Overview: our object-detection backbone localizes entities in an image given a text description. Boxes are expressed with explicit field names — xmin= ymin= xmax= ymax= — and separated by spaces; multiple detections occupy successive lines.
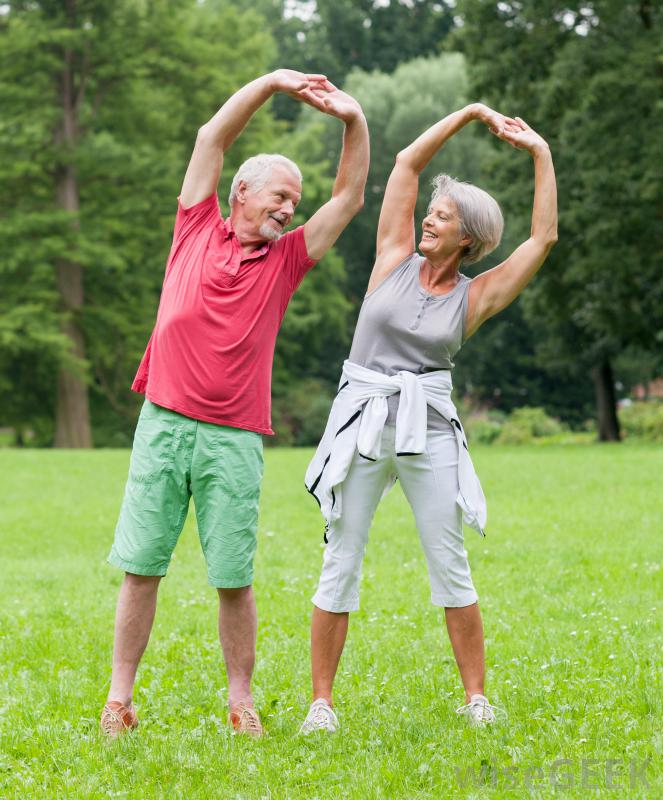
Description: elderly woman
xmin=301 ymin=103 xmax=557 ymax=732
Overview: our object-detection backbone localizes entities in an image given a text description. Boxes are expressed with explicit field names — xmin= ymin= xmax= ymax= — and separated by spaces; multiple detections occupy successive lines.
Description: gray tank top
xmin=348 ymin=253 xmax=470 ymax=431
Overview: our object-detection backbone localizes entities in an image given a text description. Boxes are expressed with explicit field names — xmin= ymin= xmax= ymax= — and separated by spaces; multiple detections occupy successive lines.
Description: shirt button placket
xmin=410 ymin=297 xmax=427 ymax=331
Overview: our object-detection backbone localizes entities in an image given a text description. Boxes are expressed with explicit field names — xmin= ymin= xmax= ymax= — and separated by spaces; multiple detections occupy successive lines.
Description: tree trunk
xmin=639 ymin=2 xmax=653 ymax=30
xmin=592 ymin=359 xmax=621 ymax=442
xmin=53 ymin=29 xmax=92 ymax=448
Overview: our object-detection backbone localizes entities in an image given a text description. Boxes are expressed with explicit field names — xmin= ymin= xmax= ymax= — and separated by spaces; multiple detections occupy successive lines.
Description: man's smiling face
xmin=238 ymin=165 xmax=302 ymax=243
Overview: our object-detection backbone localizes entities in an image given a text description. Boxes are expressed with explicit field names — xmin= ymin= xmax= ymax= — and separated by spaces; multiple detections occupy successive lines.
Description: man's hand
xmin=302 ymin=81 xmax=368 ymax=260
xmin=269 ymin=72 xmax=364 ymax=123
xmin=269 ymin=69 xmax=329 ymax=113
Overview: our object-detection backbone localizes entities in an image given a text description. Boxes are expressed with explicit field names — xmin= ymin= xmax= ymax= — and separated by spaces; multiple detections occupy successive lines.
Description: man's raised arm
xmin=303 ymin=84 xmax=370 ymax=261
xmin=180 ymin=70 xmax=328 ymax=209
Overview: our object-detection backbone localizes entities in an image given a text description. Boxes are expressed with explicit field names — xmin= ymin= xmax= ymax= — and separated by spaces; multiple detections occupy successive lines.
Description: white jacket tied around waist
xmin=305 ymin=360 xmax=487 ymax=540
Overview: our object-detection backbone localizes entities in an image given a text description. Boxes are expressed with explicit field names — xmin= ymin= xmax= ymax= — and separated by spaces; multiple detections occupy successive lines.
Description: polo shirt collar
xmin=223 ymin=217 xmax=271 ymax=261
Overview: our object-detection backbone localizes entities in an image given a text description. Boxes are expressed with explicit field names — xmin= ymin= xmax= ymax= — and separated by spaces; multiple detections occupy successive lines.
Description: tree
xmin=456 ymin=0 xmax=663 ymax=439
xmin=0 ymin=0 xmax=276 ymax=446
xmin=237 ymin=0 xmax=456 ymax=120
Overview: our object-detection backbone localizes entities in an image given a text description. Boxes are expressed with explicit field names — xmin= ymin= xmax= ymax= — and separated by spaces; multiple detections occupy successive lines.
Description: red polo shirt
xmin=132 ymin=193 xmax=316 ymax=434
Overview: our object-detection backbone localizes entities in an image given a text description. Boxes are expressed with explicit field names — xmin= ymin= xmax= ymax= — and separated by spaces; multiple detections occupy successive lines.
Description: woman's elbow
xmin=395 ymin=150 xmax=415 ymax=168
xmin=196 ymin=123 xmax=211 ymax=143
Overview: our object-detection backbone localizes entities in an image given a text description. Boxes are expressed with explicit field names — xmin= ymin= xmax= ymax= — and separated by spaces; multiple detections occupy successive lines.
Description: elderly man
xmin=100 ymin=69 xmax=369 ymax=737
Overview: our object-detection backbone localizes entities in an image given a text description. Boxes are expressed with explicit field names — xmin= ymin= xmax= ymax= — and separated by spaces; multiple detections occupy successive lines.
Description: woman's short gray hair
xmin=228 ymin=154 xmax=302 ymax=207
xmin=430 ymin=174 xmax=504 ymax=265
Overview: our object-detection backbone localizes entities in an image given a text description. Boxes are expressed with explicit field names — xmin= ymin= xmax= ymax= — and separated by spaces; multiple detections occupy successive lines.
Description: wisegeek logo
xmin=454 ymin=758 xmax=652 ymax=791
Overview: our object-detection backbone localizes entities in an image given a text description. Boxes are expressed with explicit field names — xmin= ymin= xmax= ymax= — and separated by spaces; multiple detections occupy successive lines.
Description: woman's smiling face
xmin=419 ymin=195 xmax=471 ymax=260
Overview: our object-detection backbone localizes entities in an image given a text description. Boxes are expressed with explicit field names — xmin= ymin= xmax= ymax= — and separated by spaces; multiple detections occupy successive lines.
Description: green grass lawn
xmin=1 ymin=445 xmax=661 ymax=798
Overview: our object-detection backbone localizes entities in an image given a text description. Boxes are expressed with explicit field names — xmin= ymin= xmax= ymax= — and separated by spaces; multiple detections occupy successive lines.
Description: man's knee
xmin=123 ymin=572 xmax=162 ymax=591
xmin=217 ymin=585 xmax=253 ymax=601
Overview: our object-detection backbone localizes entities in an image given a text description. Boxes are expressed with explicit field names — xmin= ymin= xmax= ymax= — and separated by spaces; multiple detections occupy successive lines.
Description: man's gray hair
xmin=430 ymin=174 xmax=504 ymax=265
xmin=228 ymin=154 xmax=302 ymax=207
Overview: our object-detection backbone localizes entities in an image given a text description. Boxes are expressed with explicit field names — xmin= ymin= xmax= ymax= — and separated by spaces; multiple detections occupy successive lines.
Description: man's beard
xmin=259 ymin=220 xmax=284 ymax=241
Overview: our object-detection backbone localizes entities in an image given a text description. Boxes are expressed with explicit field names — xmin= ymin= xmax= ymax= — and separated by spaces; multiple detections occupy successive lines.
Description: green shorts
xmin=108 ymin=400 xmax=264 ymax=588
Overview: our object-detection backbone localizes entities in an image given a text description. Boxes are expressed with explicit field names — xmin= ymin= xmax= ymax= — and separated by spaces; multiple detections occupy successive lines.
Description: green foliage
xmin=456 ymin=0 xmax=663 ymax=425
xmin=270 ymin=378 xmax=335 ymax=446
xmin=0 ymin=0 xmax=280 ymax=443
xmin=495 ymin=406 xmax=566 ymax=444
xmin=249 ymin=0 xmax=455 ymax=119
xmin=463 ymin=411 xmax=505 ymax=445
xmin=4 ymin=0 xmax=660 ymax=444
xmin=454 ymin=301 xmax=595 ymax=426
xmin=619 ymin=401 xmax=663 ymax=443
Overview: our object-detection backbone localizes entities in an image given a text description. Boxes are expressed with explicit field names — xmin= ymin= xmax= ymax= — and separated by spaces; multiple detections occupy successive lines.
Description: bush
xmin=619 ymin=401 xmax=663 ymax=442
xmin=270 ymin=378 xmax=334 ymax=447
xmin=464 ymin=412 xmax=505 ymax=445
xmin=495 ymin=406 xmax=566 ymax=445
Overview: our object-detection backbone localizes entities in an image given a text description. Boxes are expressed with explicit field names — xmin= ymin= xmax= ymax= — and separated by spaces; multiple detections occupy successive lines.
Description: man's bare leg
xmin=107 ymin=573 xmax=161 ymax=706
xmin=218 ymin=586 xmax=257 ymax=711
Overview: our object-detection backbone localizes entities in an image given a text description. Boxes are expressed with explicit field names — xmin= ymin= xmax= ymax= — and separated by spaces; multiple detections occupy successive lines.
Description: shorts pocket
xmin=210 ymin=431 xmax=263 ymax=499
xmin=128 ymin=413 xmax=178 ymax=491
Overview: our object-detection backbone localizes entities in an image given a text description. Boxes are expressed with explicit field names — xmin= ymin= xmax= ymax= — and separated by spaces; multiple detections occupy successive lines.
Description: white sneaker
xmin=455 ymin=694 xmax=503 ymax=727
xmin=299 ymin=698 xmax=340 ymax=735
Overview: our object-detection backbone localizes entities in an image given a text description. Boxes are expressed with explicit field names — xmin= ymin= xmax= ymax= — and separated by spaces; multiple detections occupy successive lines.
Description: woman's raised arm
xmin=368 ymin=103 xmax=508 ymax=294
xmin=465 ymin=118 xmax=558 ymax=339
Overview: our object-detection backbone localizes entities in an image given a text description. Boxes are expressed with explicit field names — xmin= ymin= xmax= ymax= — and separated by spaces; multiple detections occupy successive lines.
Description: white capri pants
xmin=312 ymin=425 xmax=478 ymax=612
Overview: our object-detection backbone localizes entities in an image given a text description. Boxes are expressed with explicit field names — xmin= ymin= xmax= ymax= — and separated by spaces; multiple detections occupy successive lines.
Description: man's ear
xmin=236 ymin=180 xmax=248 ymax=205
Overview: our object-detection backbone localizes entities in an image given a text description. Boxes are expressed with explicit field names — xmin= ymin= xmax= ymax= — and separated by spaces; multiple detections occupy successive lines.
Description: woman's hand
xmin=500 ymin=117 xmax=551 ymax=156
xmin=310 ymin=80 xmax=364 ymax=123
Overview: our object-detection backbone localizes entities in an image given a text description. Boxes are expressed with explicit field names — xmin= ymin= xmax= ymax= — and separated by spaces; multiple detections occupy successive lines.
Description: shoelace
xmin=455 ymin=698 xmax=505 ymax=721
xmin=303 ymin=700 xmax=338 ymax=731
xmin=309 ymin=703 xmax=333 ymax=727
xmin=100 ymin=703 xmax=134 ymax=734
xmin=232 ymin=705 xmax=262 ymax=734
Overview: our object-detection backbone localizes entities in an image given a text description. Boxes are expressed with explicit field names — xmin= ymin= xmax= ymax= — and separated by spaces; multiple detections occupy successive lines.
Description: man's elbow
xmin=350 ymin=193 xmax=365 ymax=216
xmin=195 ymin=123 xmax=225 ymax=151
xmin=534 ymin=227 xmax=558 ymax=253
xmin=333 ymin=189 xmax=365 ymax=217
